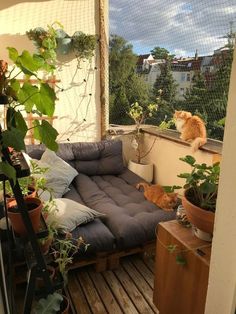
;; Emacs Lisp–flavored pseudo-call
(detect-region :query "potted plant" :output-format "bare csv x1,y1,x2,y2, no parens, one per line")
51,234,89,284
0,47,58,178
39,200,58,254
26,22,97,64
7,197,43,236
178,155,220,241
127,102,158,182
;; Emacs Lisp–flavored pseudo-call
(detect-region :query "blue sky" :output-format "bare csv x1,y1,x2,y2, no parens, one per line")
109,0,236,57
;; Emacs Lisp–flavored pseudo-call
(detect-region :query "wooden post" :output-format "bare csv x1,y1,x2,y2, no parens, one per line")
99,0,108,139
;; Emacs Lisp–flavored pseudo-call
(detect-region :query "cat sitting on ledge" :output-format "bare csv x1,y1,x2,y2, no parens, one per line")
174,110,207,152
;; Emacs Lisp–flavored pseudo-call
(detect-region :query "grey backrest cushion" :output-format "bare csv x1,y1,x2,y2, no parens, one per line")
26,140,124,176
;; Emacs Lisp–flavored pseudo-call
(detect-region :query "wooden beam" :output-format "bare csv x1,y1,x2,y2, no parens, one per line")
99,0,108,139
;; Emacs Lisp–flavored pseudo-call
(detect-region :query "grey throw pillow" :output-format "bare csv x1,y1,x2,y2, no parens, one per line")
49,198,105,231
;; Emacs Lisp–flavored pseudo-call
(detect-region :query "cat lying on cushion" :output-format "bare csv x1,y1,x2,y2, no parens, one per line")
136,183,178,211
174,110,207,152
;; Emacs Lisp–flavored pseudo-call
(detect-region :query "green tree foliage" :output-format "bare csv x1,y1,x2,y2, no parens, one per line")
183,48,233,140
109,35,150,124
184,71,209,120
151,58,177,124
151,46,175,60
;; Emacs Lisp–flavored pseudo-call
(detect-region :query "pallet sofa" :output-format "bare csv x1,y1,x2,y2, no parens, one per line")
27,140,176,271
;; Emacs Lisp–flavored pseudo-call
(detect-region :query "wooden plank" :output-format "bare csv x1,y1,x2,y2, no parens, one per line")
88,270,123,314
122,259,158,313
67,272,92,314
103,270,139,314
143,256,155,274
77,271,108,314
131,256,154,288
114,267,155,314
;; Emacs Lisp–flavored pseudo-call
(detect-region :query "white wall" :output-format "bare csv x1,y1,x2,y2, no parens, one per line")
204,47,236,314
0,0,103,142
119,131,213,194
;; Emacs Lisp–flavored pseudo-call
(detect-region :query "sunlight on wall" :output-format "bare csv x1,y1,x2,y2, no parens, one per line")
0,0,101,142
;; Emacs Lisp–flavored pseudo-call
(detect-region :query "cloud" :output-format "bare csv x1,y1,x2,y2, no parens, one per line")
109,0,236,56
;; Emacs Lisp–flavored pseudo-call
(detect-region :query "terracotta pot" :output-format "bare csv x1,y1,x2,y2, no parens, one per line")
5,185,36,203
128,160,153,183
26,185,37,198
7,197,42,236
182,191,215,235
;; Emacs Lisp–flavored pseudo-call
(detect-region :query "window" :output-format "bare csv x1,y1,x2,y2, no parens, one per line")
187,73,191,81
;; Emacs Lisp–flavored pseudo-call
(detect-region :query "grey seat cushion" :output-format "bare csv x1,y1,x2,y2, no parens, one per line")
27,141,175,251
63,186,115,254
73,169,176,249
27,140,124,175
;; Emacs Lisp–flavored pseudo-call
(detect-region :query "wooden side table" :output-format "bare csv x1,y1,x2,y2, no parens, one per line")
153,220,211,314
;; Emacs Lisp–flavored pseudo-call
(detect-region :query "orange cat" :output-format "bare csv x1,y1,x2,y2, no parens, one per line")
174,110,207,152
136,183,178,211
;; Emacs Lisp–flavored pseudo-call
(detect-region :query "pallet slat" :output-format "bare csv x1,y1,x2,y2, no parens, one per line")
122,259,159,313
88,270,123,314
67,273,92,314
132,256,155,288
77,271,108,314
114,267,155,314
103,270,139,314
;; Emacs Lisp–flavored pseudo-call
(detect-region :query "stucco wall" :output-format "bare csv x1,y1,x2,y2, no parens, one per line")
0,0,103,142
119,132,214,195
204,46,236,314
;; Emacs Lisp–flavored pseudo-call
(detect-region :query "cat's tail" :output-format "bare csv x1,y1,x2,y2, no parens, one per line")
136,182,150,190
191,137,207,152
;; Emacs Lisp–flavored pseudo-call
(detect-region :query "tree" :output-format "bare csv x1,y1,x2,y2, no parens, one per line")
151,46,175,60
184,71,208,119
151,58,177,124
206,48,234,139
109,35,150,125
182,48,234,140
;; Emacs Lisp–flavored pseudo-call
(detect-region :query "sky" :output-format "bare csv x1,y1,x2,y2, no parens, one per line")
109,0,236,57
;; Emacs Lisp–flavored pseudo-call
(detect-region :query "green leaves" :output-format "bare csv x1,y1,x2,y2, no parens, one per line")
0,161,16,183
7,47,18,62
163,185,181,193
17,82,56,116
14,111,28,136
179,155,196,166
34,292,63,314
176,254,187,266
33,120,58,151
18,82,38,112
178,155,220,212
36,83,56,116
2,127,25,151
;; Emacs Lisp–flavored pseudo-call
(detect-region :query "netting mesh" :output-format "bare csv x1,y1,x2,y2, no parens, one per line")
109,0,236,140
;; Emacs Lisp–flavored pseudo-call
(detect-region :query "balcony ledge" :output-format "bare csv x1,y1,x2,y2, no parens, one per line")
108,125,222,155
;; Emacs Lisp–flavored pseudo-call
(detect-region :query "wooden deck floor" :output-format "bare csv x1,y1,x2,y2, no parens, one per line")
66,254,159,314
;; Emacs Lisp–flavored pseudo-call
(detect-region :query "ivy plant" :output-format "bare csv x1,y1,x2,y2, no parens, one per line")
178,155,220,212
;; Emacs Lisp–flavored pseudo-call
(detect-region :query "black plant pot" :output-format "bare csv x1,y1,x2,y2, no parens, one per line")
0,94,8,104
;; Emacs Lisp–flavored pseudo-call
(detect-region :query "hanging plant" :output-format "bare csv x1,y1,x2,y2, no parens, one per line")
72,31,97,61
26,22,97,63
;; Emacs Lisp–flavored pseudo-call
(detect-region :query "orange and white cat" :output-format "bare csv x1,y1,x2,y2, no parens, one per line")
174,110,207,152
136,183,178,211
